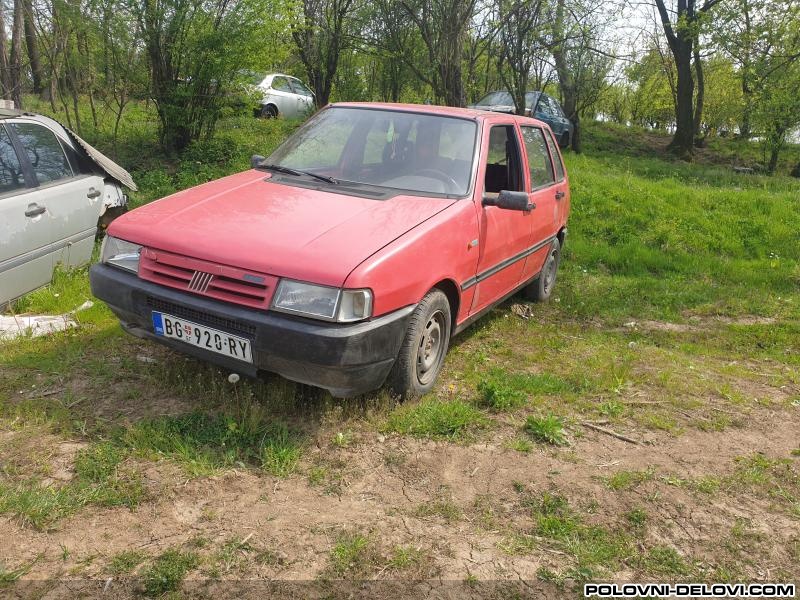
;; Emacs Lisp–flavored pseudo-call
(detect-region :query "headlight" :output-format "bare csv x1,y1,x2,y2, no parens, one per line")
101,236,141,273
272,280,373,322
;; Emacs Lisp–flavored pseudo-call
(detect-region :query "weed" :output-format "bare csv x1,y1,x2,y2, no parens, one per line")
329,532,371,576
625,507,648,529
476,379,526,411
598,400,625,418
524,414,568,446
415,499,462,522
638,546,693,576
505,438,533,453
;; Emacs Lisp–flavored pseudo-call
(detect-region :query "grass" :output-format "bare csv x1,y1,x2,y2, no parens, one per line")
107,550,147,575
118,411,302,477
606,467,656,491
142,549,199,596
382,398,488,440
328,532,372,577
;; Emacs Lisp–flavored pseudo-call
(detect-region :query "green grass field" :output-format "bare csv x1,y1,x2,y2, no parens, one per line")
1,104,798,593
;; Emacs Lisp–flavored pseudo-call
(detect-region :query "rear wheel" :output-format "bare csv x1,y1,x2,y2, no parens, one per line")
387,289,451,399
523,238,561,302
261,104,278,119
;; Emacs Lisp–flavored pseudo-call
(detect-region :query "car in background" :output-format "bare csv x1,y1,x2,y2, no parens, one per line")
469,91,574,148
253,73,315,119
90,102,570,398
0,108,136,308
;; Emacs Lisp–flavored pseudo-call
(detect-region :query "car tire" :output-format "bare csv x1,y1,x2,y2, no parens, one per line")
386,288,452,399
523,238,561,302
261,104,278,119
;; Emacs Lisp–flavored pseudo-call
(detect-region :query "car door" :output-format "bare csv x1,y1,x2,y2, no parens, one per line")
546,95,571,139
0,124,54,306
469,122,533,314
288,78,315,115
519,125,559,279
269,76,298,118
10,120,105,269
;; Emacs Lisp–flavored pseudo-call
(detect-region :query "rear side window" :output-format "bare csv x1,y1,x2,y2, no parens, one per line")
545,130,565,181
13,123,73,185
0,127,26,193
520,126,555,189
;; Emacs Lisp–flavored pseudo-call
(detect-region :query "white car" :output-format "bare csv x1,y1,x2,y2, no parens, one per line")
0,109,136,308
254,73,315,119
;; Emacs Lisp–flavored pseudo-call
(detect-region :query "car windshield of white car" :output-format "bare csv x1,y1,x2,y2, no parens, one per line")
265,107,477,197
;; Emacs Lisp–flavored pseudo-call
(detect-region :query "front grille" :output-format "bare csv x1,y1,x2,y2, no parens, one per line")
146,297,257,337
138,248,275,309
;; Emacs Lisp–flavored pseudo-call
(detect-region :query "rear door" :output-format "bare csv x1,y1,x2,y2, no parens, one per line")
0,124,54,305
519,124,558,279
288,78,315,114
469,122,533,314
269,76,298,118
11,120,105,269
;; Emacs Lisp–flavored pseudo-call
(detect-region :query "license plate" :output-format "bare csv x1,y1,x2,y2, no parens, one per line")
151,312,253,363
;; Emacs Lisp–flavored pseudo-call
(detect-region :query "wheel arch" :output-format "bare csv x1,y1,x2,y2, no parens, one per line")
432,278,460,333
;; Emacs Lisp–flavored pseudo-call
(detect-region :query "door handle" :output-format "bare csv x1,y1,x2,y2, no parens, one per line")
87,187,102,199
24,204,46,217
555,191,565,200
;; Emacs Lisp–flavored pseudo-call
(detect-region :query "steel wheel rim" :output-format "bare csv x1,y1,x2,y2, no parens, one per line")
543,250,557,294
416,310,446,385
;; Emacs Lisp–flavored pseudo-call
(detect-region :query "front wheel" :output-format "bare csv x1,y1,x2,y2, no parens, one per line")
523,238,561,302
387,289,452,399
260,104,278,119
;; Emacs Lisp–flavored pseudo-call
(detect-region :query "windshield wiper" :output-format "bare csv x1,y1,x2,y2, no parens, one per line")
259,163,338,185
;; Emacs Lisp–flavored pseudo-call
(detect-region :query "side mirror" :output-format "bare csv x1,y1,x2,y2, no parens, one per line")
251,154,265,169
483,190,534,212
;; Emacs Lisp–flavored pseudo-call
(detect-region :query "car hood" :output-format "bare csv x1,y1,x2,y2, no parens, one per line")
109,170,456,286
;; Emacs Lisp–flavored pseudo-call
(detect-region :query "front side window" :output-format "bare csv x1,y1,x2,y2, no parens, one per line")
266,107,477,196
521,126,555,189
483,125,524,193
13,123,73,185
271,76,293,93
0,126,26,193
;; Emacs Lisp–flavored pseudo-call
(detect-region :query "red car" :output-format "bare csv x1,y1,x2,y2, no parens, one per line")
90,103,570,397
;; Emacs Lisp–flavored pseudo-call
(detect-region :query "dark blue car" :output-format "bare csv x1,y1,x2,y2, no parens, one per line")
469,91,574,148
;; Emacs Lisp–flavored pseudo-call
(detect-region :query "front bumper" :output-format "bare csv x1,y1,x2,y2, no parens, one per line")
89,264,414,397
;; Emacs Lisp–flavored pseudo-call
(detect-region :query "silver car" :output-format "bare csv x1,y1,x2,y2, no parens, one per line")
0,109,135,308
254,73,315,119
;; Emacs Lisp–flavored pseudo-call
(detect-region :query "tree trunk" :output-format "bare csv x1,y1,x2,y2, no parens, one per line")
22,0,42,95
0,4,12,99
667,45,695,157
10,0,24,108
693,46,705,146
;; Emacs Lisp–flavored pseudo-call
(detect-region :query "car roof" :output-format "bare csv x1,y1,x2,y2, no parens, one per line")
330,102,550,127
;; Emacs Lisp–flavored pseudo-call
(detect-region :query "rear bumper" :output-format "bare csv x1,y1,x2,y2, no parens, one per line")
89,264,413,397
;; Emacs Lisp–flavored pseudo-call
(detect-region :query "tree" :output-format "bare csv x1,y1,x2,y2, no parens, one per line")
290,0,359,107
137,0,272,151
652,0,722,157
492,0,547,116
550,0,614,151
392,0,478,106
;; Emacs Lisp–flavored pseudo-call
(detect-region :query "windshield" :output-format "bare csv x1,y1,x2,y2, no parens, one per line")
265,107,477,196
477,91,513,106
525,92,541,108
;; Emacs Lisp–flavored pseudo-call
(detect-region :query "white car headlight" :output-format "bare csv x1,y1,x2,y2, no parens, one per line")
101,236,141,273
272,280,373,322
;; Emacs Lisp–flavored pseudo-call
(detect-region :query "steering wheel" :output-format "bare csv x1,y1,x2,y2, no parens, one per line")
416,168,460,193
